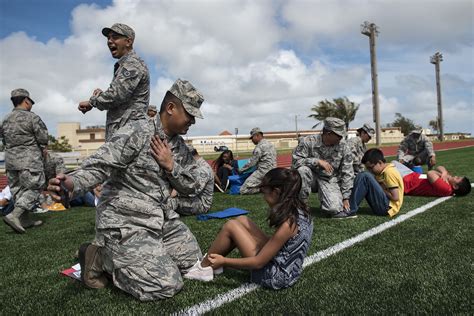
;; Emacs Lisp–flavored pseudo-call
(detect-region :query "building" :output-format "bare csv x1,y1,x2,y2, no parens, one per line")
61,121,474,159
187,127,406,155
57,122,105,157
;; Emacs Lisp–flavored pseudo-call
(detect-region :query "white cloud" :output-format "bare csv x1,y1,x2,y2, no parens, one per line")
1,0,472,138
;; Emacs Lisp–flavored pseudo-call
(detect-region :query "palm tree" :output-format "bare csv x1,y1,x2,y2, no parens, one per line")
308,97,359,130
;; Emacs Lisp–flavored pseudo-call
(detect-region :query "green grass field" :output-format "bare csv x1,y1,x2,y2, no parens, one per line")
1,147,472,314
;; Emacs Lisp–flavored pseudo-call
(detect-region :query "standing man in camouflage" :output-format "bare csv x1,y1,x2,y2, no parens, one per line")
1,89,48,233
239,128,277,195
78,23,150,141
292,117,353,216
397,129,436,169
48,79,205,301
347,123,375,175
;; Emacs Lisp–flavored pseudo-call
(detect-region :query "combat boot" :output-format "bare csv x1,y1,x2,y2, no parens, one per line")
3,207,26,234
20,212,43,228
78,243,109,289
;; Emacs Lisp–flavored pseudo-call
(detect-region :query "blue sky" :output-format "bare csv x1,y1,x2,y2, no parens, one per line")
0,0,111,41
1,0,472,137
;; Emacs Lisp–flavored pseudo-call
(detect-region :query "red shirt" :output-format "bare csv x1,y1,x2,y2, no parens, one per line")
403,173,453,197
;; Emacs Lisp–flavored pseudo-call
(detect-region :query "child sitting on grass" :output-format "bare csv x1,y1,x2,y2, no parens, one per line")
334,148,404,219
184,168,313,290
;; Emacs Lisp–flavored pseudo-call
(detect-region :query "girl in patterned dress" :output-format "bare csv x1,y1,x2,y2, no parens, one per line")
184,168,313,289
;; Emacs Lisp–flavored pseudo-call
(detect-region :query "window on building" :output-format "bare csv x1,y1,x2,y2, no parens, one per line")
90,133,95,140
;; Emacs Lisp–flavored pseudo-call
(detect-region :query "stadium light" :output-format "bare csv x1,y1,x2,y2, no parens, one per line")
430,52,444,141
361,21,381,146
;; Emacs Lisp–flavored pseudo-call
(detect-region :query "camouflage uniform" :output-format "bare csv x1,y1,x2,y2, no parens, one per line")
40,152,67,206
292,118,353,215
1,104,48,220
70,118,202,301
347,137,366,175
90,24,150,141
173,156,214,215
239,138,277,195
397,131,435,168
44,153,67,182
348,123,374,175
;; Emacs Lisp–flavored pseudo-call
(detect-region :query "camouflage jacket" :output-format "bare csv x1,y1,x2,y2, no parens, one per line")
397,133,435,160
90,50,150,141
239,139,277,173
44,153,67,182
70,117,200,231
175,157,214,215
292,134,354,199
347,136,366,174
0,108,48,172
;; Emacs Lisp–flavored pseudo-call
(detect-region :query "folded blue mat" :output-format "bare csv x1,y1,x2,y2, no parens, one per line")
196,207,249,221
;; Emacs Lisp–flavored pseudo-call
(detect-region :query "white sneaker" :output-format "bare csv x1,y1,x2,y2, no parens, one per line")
214,183,224,193
183,259,214,282
201,253,224,275
34,208,49,214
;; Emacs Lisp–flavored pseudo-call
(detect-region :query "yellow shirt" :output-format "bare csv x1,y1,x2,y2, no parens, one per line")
376,163,404,217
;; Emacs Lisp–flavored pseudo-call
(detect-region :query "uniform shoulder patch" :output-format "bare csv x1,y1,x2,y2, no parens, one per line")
121,67,137,78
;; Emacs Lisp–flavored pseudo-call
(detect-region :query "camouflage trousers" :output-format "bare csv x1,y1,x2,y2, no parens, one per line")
297,166,343,215
101,219,202,301
7,169,45,212
240,169,268,195
400,149,433,169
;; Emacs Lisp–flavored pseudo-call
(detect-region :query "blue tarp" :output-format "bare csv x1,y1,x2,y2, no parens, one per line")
196,207,249,221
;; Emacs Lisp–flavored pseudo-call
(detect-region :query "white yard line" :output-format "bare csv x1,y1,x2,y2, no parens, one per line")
177,195,455,316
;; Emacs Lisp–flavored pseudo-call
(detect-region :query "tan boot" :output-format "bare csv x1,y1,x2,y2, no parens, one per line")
20,212,43,229
78,243,109,289
3,207,26,234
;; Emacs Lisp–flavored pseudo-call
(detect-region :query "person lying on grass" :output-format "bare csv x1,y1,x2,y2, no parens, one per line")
333,148,404,219
184,167,313,289
392,161,471,197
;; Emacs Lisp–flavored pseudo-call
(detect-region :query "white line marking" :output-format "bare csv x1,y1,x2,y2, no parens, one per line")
177,195,454,315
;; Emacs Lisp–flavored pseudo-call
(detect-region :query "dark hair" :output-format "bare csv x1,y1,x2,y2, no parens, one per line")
454,177,471,196
190,148,198,156
159,91,182,113
260,168,310,229
212,150,234,170
11,96,26,107
361,148,386,164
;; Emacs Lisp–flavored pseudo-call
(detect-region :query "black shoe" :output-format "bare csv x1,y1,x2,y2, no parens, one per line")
332,211,358,219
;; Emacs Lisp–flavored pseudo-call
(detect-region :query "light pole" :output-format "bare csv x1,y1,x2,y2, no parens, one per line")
234,127,239,157
295,115,298,138
361,21,381,146
430,52,444,141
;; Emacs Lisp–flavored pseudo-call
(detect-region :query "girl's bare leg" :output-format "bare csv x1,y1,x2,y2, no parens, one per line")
202,216,269,267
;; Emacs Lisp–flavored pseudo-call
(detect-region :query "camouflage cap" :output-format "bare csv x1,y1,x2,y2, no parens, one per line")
168,79,204,119
147,105,157,112
323,117,346,137
358,123,375,138
410,128,423,134
11,88,35,104
249,127,263,139
102,23,135,40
